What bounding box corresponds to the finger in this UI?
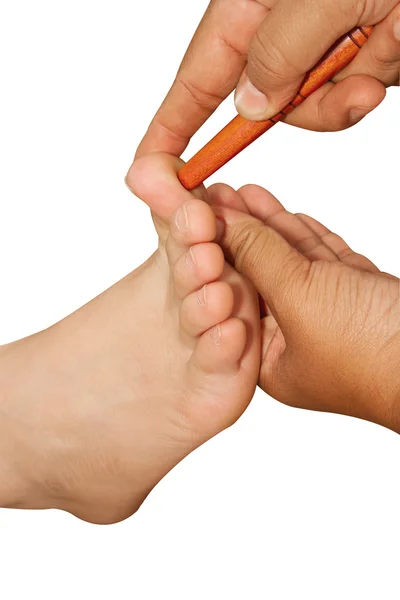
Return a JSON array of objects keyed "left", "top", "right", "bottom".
[
  {"left": 216, "top": 207, "right": 310, "bottom": 327},
  {"left": 207, "top": 183, "right": 249, "bottom": 213},
  {"left": 238, "top": 185, "right": 338, "bottom": 262},
  {"left": 234, "top": 0, "right": 398, "bottom": 121},
  {"left": 236, "top": 184, "right": 284, "bottom": 222},
  {"left": 335, "top": 5, "right": 400, "bottom": 88},
  {"left": 136, "top": 0, "right": 269, "bottom": 158},
  {"left": 296, "top": 214, "right": 380, "bottom": 273},
  {"left": 284, "top": 75, "right": 386, "bottom": 132}
]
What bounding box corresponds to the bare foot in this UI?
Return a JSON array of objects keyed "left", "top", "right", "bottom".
[{"left": 0, "top": 156, "right": 260, "bottom": 524}]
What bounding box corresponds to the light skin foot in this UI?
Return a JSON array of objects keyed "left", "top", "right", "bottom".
[{"left": 0, "top": 155, "right": 260, "bottom": 524}]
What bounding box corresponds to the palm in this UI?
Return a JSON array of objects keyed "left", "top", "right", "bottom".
[{"left": 263, "top": 258, "right": 399, "bottom": 404}]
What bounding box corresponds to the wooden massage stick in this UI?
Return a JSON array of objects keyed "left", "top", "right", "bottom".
[{"left": 178, "top": 26, "right": 374, "bottom": 191}]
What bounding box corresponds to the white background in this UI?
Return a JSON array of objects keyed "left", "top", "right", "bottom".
[{"left": 0, "top": 1, "right": 399, "bottom": 598}]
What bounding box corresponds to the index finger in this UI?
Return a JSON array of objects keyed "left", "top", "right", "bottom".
[{"left": 135, "top": 0, "right": 269, "bottom": 158}]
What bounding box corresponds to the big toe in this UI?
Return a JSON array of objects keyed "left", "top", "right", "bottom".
[{"left": 126, "top": 153, "right": 206, "bottom": 223}]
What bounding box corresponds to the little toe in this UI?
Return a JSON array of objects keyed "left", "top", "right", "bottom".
[
  {"left": 180, "top": 281, "right": 234, "bottom": 339},
  {"left": 173, "top": 242, "right": 225, "bottom": 299},
  {"left": 190, "top": 317, "right": 247, "bottom": 376}
]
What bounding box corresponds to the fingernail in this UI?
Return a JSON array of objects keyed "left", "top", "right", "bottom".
[
  {"left": 235, "top": 75, "right": 270, "bottom": 120},
  {"left": 197, "top": 285, "right": 207, "bottom": 306},
  {"left": 175, "top": 204, "right": 189, "bottom": 232},
  {"left": 349, "top": 107, "right": 369, "bottom": 124},
  {"left": 215, "top": 218, "right": 225, "bottom": 242},
  {"left": 185, "top": 247, "right": 198, "bottom": 268},
  {"left": 394, "top": 20, "right": 400, "bottom": 41},
  {"left": 210, "top": 324, "right": 222, "bottom": 346}
]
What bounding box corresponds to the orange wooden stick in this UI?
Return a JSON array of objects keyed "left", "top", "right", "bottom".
[{"left": 178, "top": 26, "right": 373, "bottom": 190}]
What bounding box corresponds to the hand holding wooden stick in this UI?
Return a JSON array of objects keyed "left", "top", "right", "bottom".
[{"left": 178, "top": 27, "right": 373, "bottom": 191}]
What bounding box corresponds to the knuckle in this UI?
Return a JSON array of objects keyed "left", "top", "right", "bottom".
[
  {"left": 248, "top": 30, "right": 294, "bottom": 90},
  {"left": 368, "top": 49, "right": 400, "bottom": 74},
  {"left": 248, "top": 27, "right": 311, "bottom": 95},
  {"left": 353, "top": 0, "right": 373, "bottom": 21},
  {"left": 322, "top": 0, "right": 365, "bottom": 26},
  {"left": 284, "top": 252, "right": 312, "bottom": 299},
  {"left": 317, "top": 98, "right": 349, "bottom": 132},
  {"left": 175, "top": 74, "right": 225, "bottom": 111},
  {"left": 228, "top": 220, "right": 267, "bottom": 274},
  {"left": 293, "top": 233, "right": 321, "bottom": 255}
]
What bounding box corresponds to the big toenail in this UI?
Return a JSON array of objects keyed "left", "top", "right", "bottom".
[
  {"left": 186, "top": 247, "right": 198, "bottom": 268},
  {"left": 197, "top": 285, "right": 207, "bottom": 306},
  {"left": 175, "top": 204, "right": 189, "bottom": 232}
]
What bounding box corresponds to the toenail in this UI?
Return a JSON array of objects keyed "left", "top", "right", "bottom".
[
  {"left": 185, "top": 247, "right": 198, "bottom": 268},
  {"left": 197, "top": 285, "right": 207, "bottom": 306},
  {"left": 175, "top": 204, "right": 189, "bottom": 232},
  {"left": 210, "top": 324, "right": 222, "bottom": 345}
]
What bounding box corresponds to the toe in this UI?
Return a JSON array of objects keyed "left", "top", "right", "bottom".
[
  {"left": 126, "top": 153, "right": 206, "bottom": 223},
  {"left": 166, "top": 199, "right": 220, "bottom": 266},
  {"left": 180, "top": 281, "right": 234, "bottom": 339},
  {"left": 190, "top": 317, "right": 247, "bottom": 375},
  {"left": 173, "top": 242, "right": 225, "bottom": 299}
]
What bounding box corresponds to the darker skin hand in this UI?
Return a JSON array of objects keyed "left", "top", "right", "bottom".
[
  {"left": 209, "top": 183, "right": 400, "bottom": 433},
  {"left": 135, "top": 0, "right": 400, "bottom": 160}
]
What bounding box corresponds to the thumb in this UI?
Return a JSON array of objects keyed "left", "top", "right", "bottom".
[
  {"left": 216, "top": 208, "right": 310, "bottom": 325},
  {"left": 234, "top": 0, "right": 386, "bottom": 121}
]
